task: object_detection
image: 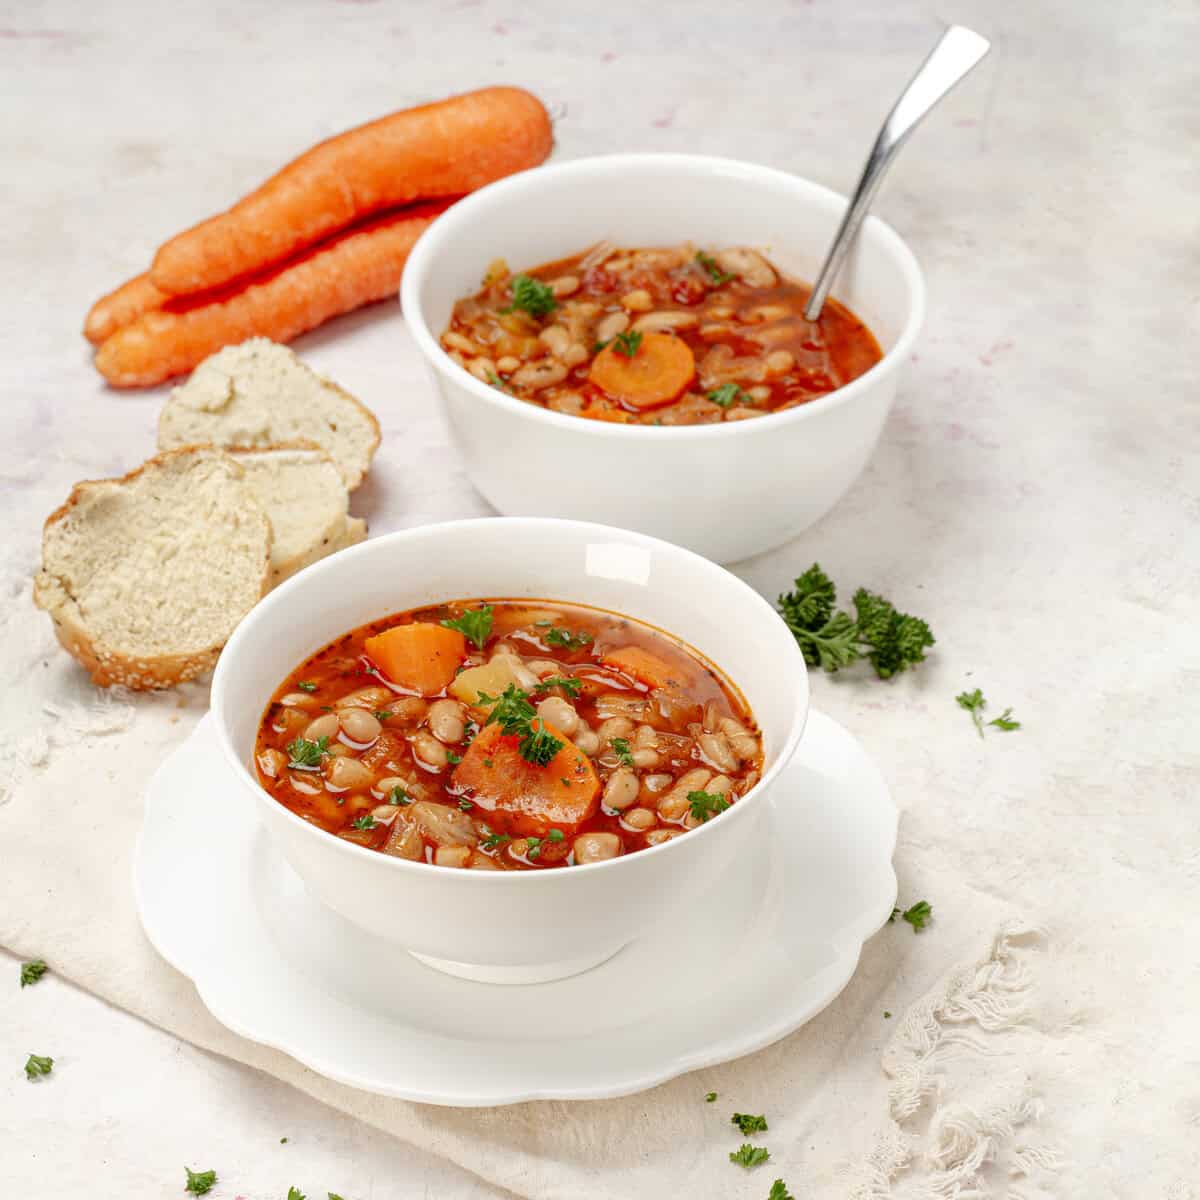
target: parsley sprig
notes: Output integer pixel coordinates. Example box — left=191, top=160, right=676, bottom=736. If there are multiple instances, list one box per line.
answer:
left=778, top=564, right=934, bottom=678
left=956, top=688, right=1021, bottom=737
left=730, top=1143, right=770, bottom=1169
left=707, top=383, right=750, bottom=409
left=891, top=900, right=932, bottom=932
left=441, top=604, right=494, bottom=650
left=500, top=273, right=557, bottom=318
left=610, top=737, right=635, bottom=767
left=732, top=1112, right=768, bottom=1135
left=542, top=626, right=593, bottom=652
left=286, top=735, right=330, bottom=770
left=768, top=1181, right=795, bottom=1200
left=613, top=329, right=643, bottom=358
left=688, top=789, right=730, bottom=823
left=184, top=1167, right=217, bottom=1195
left=696, top=250, right=734, bottom=285
left=477, top=684, right=564, bottom=766
left=351, top=814, right=377, bottom=831
left=532, top=674, right=583, bottom=698
left=24, top=1053, right=53, bottom=1081
left=20, top=959, right=47, bottom=987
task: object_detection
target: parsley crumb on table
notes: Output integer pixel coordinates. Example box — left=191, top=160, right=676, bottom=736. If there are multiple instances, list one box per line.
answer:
left=24, top=1053, right=53, bottom=1080
left=19, top=959, right=47, bottom=987
left=732, top=1112, right=769, bottom=1134
left=890, top=900, right=932, bottom=932
left=184, top=1167, right=217, bottom=1195
left=730, top=1143, right=771, bottom=1168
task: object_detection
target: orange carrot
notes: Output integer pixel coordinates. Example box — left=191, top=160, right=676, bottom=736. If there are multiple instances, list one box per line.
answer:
left=151, top=87, right=553, bottom=297
left=94, top=202, right=450, bottom=388
left=363, top=622, right=467, bottom=696
left=589, top=333, right=695, bottom=410
left=83, top=272, right=168, bottom=345
left=602, top=645, right=686, bottom=690
left=453, top=721, right=600, bottom=830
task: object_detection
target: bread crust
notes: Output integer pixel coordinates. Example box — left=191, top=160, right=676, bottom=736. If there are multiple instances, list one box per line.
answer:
left=33, top=446, right=273, bottom=690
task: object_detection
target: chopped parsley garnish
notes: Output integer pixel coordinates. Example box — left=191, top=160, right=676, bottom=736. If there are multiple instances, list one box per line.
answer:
left=956, top=688, right=1021, bottom=736
left=525, top=837, right=544, bottom=860
left=24, top=1053, right=53, bottom=1080
left=458, top=798, right=474, bottom=811
left=485, top=370, right=513, bottom=393
left=542, top=626, right=594, bottom=651
left=532, top=674, right=583, bottom=698
left=547, top=829, right=565, bottom=843
left=499, top=273, right=557, bottom=318
left=732, top=1112, right=769, bottom=1135
left=374, top=709, right=393, bottom=721
left=696, top=250, right=734, bottom=285
left=688, top=789, right=730, bottom=823
left=884, top=1011, right=892, bottom=1019
left=477, top=684, right=564, bottom=766
left=286, top=735, right=330, bottom=770
left=613, top=329, right=643, bottom=358
left=610, top=737, right=635, bottom=767
left=280, top=1137, right=288, bottom=1143
left=768, top=1181, right=795, bottom=1200
left=447, top=750, right=463, bottom=765
left=288, top=1189, right=306, bottom=1200
left=778, top=564, right=934, bottom=677
left=441, top=604, right=494, bottom=650
left=705, top=1091, right=718, bottom=1103
left=387, top=785, right=409, bottom=805
left=20, top=959, right=47, bottom=987
left=184, top=1167, right=217, bottom=1195
left=592, top=338, right=610, bottom=353
left=296, top=680, right=317, bottom=692
left=329, top=1194, right=345, bottom=1200
left=480, top=829, right=510, bottom=851
left=730, top=1144, right=770, bottom=1169
left=351, top=814, right=377, bottom=831
left=707, top=383, right=749, bottom=409
left=483, top=758, right=494, bottom=768
left=891, top=900, right=932, bottom=932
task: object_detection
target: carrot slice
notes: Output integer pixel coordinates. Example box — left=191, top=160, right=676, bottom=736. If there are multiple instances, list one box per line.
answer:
left=364, top=622, right=467, bottom=696
left=588, top=332, right=695, bottom=410
left=453, top=721, right=599, bottom=830
left=94, top=202, right=449, bottom=388
left=602, top=645, right=687, bottom=690
left=83, top=272, right=168, bottom=345
left=150, top=87, right=553, bottom=296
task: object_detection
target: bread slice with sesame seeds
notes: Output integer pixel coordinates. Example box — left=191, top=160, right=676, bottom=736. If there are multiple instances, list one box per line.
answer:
left=157, top=338, right=380, bottom=490
left=33, top=447, right=273, bottom=690
left=229, top=443, right=366, bottom=587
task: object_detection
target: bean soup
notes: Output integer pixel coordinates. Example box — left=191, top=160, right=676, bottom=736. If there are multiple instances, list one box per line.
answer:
left=254, top=599, right=763, bottom=870
left=440, top=243, right=883, bottom=424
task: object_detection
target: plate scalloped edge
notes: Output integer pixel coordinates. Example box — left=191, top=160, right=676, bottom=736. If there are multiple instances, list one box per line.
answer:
left=133, top=707, right=898, bottom=1106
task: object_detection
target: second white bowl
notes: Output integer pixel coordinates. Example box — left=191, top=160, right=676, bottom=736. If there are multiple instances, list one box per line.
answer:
left=402, top=153, right=925, bottom=563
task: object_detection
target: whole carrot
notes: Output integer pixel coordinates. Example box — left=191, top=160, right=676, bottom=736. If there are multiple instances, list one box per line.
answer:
left=83, top=272, right=168, bottom=344
left=95, top=201, right=451, bottom=388
left=151, top=86, right=552, bottom=297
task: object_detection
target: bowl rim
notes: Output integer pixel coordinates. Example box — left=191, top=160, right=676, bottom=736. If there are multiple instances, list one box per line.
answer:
left=211, top=516, right=810, bottom=884
left=401, top=151, right=926, bottom=441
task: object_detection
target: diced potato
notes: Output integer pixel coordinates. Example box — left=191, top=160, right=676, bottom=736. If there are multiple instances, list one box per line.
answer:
left=409, top=800, right=478, bottom=847
left=449, top=656, right=527, bottom=707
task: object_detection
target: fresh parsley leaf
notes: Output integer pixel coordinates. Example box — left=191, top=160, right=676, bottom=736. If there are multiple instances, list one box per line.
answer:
left=286, top=735, right=330, bottom=770
left=184, top=1167, right=217, bottom=1195
left=730, top=1144, right=770, bottom=1169
left=883, top=1010, right=892, bottom=1019
left=297, top=681, right=317, bottom=692
left=447, top=750, right=463, bottom=765
left=20, top=959, right=47, bottom=988
left=768, top=1181, right=794, bottom=1200
left=499, top=273, right=557, bottom=318
left=525, top=837, right=543, bottom=860
left=547, top=829, right=565, bottom=843
left=288, top=1189, right=306, bottom=1200
left=441, top=604, right=494, bottom=650
left=485, top=370, right=513, bottom=393
left=613, top=329, right=643, bottom=358
left=480, top=829, right=510, bottom=851
left=610, top=737, right=635, bottom=767
left=373, top=709, right=393, bottom=721
left=533, top=674, right=583, bottom=698
left=280, top=1136, right=288, bottom=1143
left=891, top=900, right=932, bottom=932
left=24, top=1053, right=53, bottom=1080
left=732, top=1112, right=769, bottom=1135
left=387, top=785, right=409, bottom=806
left=458, top=797, right=474, bottom=811
left=543, top=626, right=593, bottom=651
left=778, top=565, right=933, bottom=677
left=956, top=688, right=986, bottom=737
left=705, top=1091, right=718, bottom=1103
left=328, top=1195, right=345, bottom=1200
left=989, top=707, right=1021, bottom=731
left=592, top=338, right=610, bottom=353
left=688, top=789, right=730, bottom=823
left=696, top=250, right=733, bottom=285
left=519, top=719, right=564, bottom=767
left=351, top=814, right=377, bottom=831
left=707, top=383, right=748, bottom=409
left=483, top=757, right=494, bottom=768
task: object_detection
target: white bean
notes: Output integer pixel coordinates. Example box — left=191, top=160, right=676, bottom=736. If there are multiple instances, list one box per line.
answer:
left=303, top=712, right=340, bottom=741
left=632, top=310, right=699, bottom=333
left=339, top=708, right=381, bottom=745
left=698, top=731, right=738, bottom=774
left=595, top=311, right=629, bottom=343
left=621, top=807, right=656, bottom=831
left=620, top=289, right=653, bottom=312
left=658, top=768, right=712, bottom=819
left=537, top=695, right=579, bottom=737
left=428, top=698, right=467, bottom=745
left=603, top=767, right=640, bottom=811
left=573, top=727, right=601, bottom=756
left=765, top=349, right=795, bottom=376
left=714, top=248, right=777, bottom=288
left=512, top=359, right=567, bottom=391
left=496, top=355, right=521, bottom=373
left=539, top=324, right=571, bottom=357
left=574, top=832, right=621, bottom=864
left=435, top=845, right=472, bottom=868
left=257, top=748, right=286, bottom=778
left=597, top=716, right=634, bottom=743
left=411, top=730, right=449, bottom=771
left=335, top=686, right=393, bottom=711
left=325, top=756, right=374, bottom=792
left=644, top=829, right=679, bottom=846
left=280, top=692, right=318, bottom=710
left=410, top=800, right=477, bottom=846
left=550, top=274, right=580, bottom=297
left=719, top=716, right=759, bottom=763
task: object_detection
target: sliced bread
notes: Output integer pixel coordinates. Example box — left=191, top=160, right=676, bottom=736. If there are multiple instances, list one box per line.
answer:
left=157, top=338, right=380, bottom=489
left=230, top=443, right=367, bottom=586
left=33, top=447, right=273, bottom=690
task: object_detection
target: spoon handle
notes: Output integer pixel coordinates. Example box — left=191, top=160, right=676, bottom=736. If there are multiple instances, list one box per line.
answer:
left=804, top=25, right=990, bottom=321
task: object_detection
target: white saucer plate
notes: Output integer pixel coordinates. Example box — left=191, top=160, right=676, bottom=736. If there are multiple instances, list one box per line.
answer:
left=134, top=709, right=897, bottom=1106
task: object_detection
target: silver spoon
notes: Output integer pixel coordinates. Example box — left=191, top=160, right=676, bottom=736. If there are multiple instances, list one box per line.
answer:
left=804, top=24, right=991, bottom=321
